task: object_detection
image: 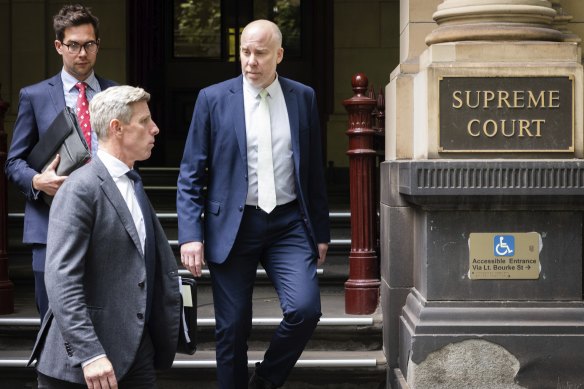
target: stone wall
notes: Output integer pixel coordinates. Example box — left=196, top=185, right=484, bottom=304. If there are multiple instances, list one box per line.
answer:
left=326, top=0, right=400, bottom=168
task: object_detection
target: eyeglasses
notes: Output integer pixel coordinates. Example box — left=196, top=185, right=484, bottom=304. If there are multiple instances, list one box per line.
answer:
left=61, top=41, right=99, bottom=54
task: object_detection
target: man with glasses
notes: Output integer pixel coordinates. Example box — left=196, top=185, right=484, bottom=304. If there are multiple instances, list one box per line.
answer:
left=5, top=4, right=116, bottom=321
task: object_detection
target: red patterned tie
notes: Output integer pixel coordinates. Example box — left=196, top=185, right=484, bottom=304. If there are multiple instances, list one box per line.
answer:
left=75, top=82, right=91, bottom=151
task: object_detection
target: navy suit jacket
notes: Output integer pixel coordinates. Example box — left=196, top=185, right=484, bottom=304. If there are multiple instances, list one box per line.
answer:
left=177, top=75, right=330, bottom=264
left=5, top=73, right=116, bottom=260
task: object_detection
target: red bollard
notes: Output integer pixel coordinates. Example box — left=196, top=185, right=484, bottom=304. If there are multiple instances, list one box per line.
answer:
left=343, top=73, right=380, bottom=315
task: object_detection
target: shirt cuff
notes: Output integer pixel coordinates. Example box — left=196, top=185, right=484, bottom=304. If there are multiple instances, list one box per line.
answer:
left=81, top=354, right=106, bottom=368
left=30, top=180, right=40, bottom=200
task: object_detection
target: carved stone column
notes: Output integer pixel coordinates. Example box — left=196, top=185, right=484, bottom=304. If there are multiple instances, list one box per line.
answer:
left=426, top=0, right=563, bottom=45
left=550, top=0, right=581, bottom=43
left=385, top=0, right=584, bottom=388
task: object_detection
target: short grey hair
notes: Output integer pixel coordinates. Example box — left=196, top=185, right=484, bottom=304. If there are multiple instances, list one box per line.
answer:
left=89, top=85, right=151, bottom=140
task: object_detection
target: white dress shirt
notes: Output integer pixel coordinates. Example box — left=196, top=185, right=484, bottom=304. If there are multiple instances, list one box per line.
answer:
left=97, top=150, right=146, bottom=252
left=61, top=69, right=102, bottom=157
left=243, top=75, right=296, bottom=206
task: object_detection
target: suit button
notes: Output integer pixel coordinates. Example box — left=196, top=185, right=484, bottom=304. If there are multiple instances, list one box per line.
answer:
left=137, top=313, right=144, bottom=320
left=239, top=206, right=243, bottom=212
left=138, top=281, right=145, bottom=288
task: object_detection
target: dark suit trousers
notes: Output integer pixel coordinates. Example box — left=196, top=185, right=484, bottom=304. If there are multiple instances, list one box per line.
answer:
left=37, top=328, right=157, bottom=388
left=208, top=201, right=322, bottom=389
left=32, top=244, right=49, bottom=321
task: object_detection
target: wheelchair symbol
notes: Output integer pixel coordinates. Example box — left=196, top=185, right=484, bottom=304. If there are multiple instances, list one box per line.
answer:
left=494, top=235, right=514, bottom=256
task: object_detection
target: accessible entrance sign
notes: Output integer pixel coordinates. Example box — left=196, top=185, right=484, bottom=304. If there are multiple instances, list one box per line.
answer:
left=468, top=232, right=541, bottom=280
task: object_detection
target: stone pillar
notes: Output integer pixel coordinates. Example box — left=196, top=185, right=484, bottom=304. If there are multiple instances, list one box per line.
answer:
left=381, top=2, right=440, bottom=384
left=384, top=1, right=584, bottom=388
left=550, top=0, right=582, bottom=43
left=426, top=0, right=563, bottom=44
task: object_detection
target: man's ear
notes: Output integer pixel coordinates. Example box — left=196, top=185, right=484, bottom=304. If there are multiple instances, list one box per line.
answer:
left=276, top=47, right=284, bottom=64
left=110, top=119, right=123, bottom=137
left=54, top=40, right=64, bottom=55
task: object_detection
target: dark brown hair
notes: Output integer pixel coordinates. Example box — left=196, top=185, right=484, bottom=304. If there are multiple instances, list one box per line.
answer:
left=53, top=4, right=99, bottom=42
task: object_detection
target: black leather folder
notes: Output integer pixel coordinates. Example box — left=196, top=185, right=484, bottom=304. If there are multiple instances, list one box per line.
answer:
left=178, top=277, right=197, bottom=355
left=27, top=106, right=90, bottom=176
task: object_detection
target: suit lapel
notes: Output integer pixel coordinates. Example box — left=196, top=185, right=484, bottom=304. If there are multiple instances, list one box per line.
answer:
left=94, top=158, right=144, bottom=256
left=96, top=75, right=115, bottom=91
left=47, top=74, right=66, bottom=115
left=231, top=76, right=247, bottom=165
left=46, top=74, right=113, bottom=114
left=280, top=78, right=301, bottom=174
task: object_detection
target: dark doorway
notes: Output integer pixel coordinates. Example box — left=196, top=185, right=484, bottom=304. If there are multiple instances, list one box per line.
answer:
left=127, top=0, right=333, bottom=167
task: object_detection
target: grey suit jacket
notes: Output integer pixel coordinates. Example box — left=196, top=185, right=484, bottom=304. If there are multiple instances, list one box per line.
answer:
left=29, top=157, right=181, bottom=384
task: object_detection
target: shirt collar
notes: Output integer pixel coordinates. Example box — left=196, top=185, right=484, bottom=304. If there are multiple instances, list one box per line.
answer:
left=61, top=68, right=99, bottom=93
left=242, top=73, right=281, bottom=99
left=97, top=149, right=131, bottom=179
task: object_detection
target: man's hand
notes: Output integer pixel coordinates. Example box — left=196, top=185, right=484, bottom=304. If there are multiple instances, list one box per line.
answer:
left=82, top=356, right=118, bottom=389
left=317, top=243, right=328, bottom=266
left=32, top=154, right=67, bottom=196
left=181, top=241, right=205, bottom=277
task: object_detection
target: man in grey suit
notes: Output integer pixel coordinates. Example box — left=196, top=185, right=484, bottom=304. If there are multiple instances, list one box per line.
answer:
left=29, top=86, right=181, bottom=388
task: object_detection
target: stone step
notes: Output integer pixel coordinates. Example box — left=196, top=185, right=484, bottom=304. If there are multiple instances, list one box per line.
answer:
left=0, top=285, right=382, bottom=352
left=6, top=211, right=352, bottom=243
left=0, top=283, right=386, bottom=388
left=136, top=166, right=351, bottom=210
left=5, top=253, right=350, bottom=284
left=7, top=210, right=351, bottom=238
left=0, top=319, right=382, bottom=354
left=0, top=349, right=386, bottom=369
left=5, top=168, right=351, bottom=212
left=0, top=349, right=386, bottom=389
left=7, top=210, right=353, bottom=283
left=155, top=210, right=351, bottom=240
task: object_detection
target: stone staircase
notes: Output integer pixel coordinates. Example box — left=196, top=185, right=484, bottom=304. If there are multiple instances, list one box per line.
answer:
left=1, top=167, right=387, bottom=388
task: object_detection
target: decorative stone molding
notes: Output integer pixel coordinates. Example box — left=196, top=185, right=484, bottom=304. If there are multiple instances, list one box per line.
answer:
left=426, top=0, right=564, bottom=45
left=400, top=160, right=584, bottom=194
left=397, top=160, right=584, bottom=210
left=550, top=0, right=581, bottom=43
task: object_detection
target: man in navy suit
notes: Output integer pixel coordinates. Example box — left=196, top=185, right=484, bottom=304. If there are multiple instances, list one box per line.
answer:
left=5, top=4, right=116, bottom=320
left=177, top=19, right=330, bottom=388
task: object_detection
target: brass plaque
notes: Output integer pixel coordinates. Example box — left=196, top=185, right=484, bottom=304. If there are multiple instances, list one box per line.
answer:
left=439, top=76, right=574, bottom=153
left=469, top=232, right=541, bottom=280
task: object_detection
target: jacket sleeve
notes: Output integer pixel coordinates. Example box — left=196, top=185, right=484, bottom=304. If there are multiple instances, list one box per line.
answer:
left=45, top=177, right=106, bottom=367
left=307, top=89, right=331, bottom=244
left=177, top=89, right=210, bottom=245
left=5, top=87, right=42, bottom=201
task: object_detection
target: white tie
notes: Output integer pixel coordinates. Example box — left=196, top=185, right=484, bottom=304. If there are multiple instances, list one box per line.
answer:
left=257, top=89, right=277, bottom=213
